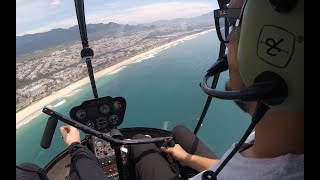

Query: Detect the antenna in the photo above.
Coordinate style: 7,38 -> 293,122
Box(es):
74,0 -> 99,98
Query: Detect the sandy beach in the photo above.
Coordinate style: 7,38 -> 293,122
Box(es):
16,29 -> 214,127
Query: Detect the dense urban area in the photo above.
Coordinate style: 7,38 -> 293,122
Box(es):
16,24 -> 213,112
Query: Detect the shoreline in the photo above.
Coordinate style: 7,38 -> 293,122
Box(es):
16,29 -> 214,128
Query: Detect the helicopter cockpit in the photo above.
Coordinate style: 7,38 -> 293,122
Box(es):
42,96 -> 177,179
17,0 -> 241,179
15,0 -> 255,179
17,0 -> 303,179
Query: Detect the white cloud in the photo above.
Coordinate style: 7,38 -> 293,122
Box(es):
17,17 -> 77,36
16,0 -> 45,25
50,0 -> 61,6
17,1 -> 217,36
87,2 -> 215,24
16,0 -> 67,30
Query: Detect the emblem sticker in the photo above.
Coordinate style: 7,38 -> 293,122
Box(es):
257,25 -> 295,68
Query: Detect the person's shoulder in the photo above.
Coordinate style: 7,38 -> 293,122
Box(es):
282,153 -> 304,176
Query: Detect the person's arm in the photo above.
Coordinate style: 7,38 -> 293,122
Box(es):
60,126 -> 106,180
162,144 -> 219,172
68,142 -> 106,180
183,154 -> 219,172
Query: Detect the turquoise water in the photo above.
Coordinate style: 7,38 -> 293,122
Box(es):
158,29 -> 202,37
16,31 -> 251,167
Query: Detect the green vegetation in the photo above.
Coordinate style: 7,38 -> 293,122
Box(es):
16,79 -> 33,90
16,49 -> 53,63
16,41 -> 77,63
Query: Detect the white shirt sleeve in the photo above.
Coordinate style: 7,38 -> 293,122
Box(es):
189,141 -> 304,180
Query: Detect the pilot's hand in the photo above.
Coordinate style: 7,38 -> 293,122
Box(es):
161,144 -> 191,166
59,126 -> 81,146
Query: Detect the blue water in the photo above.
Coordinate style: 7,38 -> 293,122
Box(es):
16,31 -> 251,167
158,29 -> 202,37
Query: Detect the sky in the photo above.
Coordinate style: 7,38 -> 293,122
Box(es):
16,0 -> 219,36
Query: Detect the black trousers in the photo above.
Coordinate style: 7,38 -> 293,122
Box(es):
129,125 -> 218,180
68,125 -> 217,180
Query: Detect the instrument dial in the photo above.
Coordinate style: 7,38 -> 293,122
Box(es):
95,140 -> 103,147
99,104 -> 110,114
109,115 -> 119,126
76,109 -> 86,120
85,121 -> 95,129
113,101 -> 122,111
96,117 -> 108,129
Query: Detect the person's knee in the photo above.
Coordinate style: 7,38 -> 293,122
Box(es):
16,163 -> 47,180
130,134 -> 154,153
129,134 -> 160,162
132,134 -> 149,139
172,125 -> 189,135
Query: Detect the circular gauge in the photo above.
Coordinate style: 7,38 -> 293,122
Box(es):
96,117 -> 108,129
95,140 -> 103,147
85,121 -> 95,129
109,115 -> 119,126
99,104 -> 110,114
113,101 -> 122,111
76,109 -> 86,120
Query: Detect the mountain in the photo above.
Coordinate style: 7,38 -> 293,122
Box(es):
16,12 -> 214,58
16,22 -> 153,58
146,12 -> 214,25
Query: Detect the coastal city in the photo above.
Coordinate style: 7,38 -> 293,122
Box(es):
16,24 -> 214,112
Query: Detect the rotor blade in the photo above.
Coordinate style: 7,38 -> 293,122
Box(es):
74,0 -> 89,48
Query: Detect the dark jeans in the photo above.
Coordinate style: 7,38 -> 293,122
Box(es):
68,125 -> 217,180
16,163 -> 49,180
130,125 -> 218,180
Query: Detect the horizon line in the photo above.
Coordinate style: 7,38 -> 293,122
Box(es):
16,11 -> 212,37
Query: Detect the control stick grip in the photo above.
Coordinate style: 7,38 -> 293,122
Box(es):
40,117 -> 58,149
168,139 -> 175,147
162,139 -> 175,148
110,128 -> 124,140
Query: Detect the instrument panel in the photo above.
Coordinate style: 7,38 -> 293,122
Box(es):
69,96 -> 126,131
92,135 -> 118,179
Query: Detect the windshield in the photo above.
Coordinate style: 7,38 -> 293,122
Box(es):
16,0 -> 250,167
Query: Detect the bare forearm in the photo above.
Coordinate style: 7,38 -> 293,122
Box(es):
185,155 -> 219,172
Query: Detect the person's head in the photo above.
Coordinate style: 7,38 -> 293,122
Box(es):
222,0 -> 254,114
219,0 -> 304,115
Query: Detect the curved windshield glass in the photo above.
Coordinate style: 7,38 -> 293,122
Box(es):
16,0 -> 250,167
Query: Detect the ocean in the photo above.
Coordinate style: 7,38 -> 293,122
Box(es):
16,30 -> 251,167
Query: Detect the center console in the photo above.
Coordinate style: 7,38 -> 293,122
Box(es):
69,96 -> 128,179
91,135 -> 128,180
